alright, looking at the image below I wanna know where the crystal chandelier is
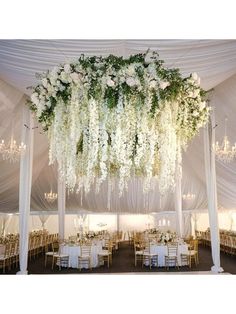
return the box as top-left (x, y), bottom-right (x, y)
top-left (182, 193), bottom-right (196, 200)
top-left (0, 136), bottom-right (26, 163)
top-left (213, 118), bottom-right (236, 163)
top-left (44, 189), bottom-right (57, 203)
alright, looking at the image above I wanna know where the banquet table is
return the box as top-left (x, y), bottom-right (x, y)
top-left (60, 240), bottom-right (104, 269)
top-left (144, 242), bottom-right (189, 267)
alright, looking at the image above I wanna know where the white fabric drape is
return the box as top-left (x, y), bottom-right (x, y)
top-left (17, 106), bottom-right (34, 275)
top-left (203, 111), bottom-right (223, 273)
top-left (175, 160), bottom-right (183, 238)
top-left (0, 214), bottom-right (11, 236)
top-left (58, 171), bottom-right (66, 240)
top-left (38, 214), bottom-right (49, 229)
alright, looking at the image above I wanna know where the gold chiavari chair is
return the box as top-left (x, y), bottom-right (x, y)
top-left (0, 242), bottom-right (11, 273)
top-left (51, 242), bottom-right (69, 270)
top-left (134, 241), bottom-right (144, 267)
top-left (142, 241), bottom-right (158, 269)
top-left (165, 243), bottom-right (179, 270)
top-left (78, 244), bottom-right (92, 271)
top-left (98, 241), bottom-right (113, 268)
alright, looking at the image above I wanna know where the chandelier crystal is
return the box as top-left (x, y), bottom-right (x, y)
top-left (44, 189), bottom-right (57, 203)
top-left (182, 193), bottom-right (196, 200)
top-left (0, 136), bottom-right (26, 163)
top-left (213, 118), bottom-right (236, 163)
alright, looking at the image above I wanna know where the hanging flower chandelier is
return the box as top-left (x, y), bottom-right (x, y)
top-left (29, 51), bottom-right (210, 195)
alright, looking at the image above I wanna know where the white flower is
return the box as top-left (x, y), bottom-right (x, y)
top-left (191, 72), bottom-right (198, 81)
top-left (159, 81), bottom-right (170, 90)
top-left (192, 89), bottom-right (200, 98)
top-left (106, 78), bottom-right (115, 87)
top-left (70, 72), bottom-right (80, 83)
top-left (31, 93), bottom-right (39, 105)
top-left (126, 65), bottom-right (136, 77)
top-left (199, 101), bottom-right (206, 111)
top-left (64, 64), bottom-right (71, 74)
top-left (147, 63), bottom-right (156, 77)
top-left (149, 80), bottom-right (158, 89)
top-left (42, 78), bottom-right (48, 88)
top-left (192, 110), bottom-right (199, 117)
top-left (126, 77), bottom-right (137, 87)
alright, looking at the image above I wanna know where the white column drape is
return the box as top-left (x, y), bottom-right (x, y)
top-left (39, 214), bottom-right (49, 229)
top-left (58, 171), bottom-right (66, 241)
top-left (203, 111), bottom-right (223, 273)
top-left (174, 160), bottom-right (183, 238)
top-left (17, 106), bottom-right (34, 275)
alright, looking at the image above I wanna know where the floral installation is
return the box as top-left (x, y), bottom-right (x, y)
top-left (29, 51), bottom-right (210, 196)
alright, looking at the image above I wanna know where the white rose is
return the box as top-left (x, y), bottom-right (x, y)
top-left (60, 71), bottom-right (68, 83)
top-left (192, 110), bottom-right (199, 117)
top-left (197, 77), bottom-right (201, 85)
top-left (149, 80), bottom-right (157, 88)
top-left (70, 72), bottom-right (80, 83)
top-left (126, 77), bottom-right (136, 87)
top-left (159, 81), bottom-right (170, 90)
top-left (64, 64), bottom-right (71, 74)
top-left (191, 72), bottom-right (198, 81)
top-left (199, 101), bottom-right (206, 111)
top-left (42, 78), bottom-right (48, 88)
top-left (147, 63), bottom-right (156, 76)
top-left (192, 89), bottom-right (200, 98)
top-left (106, 78), bottom-right (115, 87)
top-left (126, 65), bottom-right (136, 76)
top-left (31, 93), bottom-right (39, 105)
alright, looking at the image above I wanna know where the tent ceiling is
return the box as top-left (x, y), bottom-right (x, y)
top-left (1, 40), bottom-right (236, 94)
top-left (0, 39), bottom-right (236, 214)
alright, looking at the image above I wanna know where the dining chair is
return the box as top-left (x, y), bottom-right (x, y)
top-left (165, 243), bottom-right (179, 270)
top-left (78, 244), bottom-right (92, 271)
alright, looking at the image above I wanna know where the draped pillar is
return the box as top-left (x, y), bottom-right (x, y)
top-left (174, 159), bottom-right (183, 238)
top-left (58, 170), bottom-right (66, 241)
top-left (203, 111), bottom-right (223, 273)
top-left (117, 213), bottom-right (120, 232)
top-left (17, 106), bottom-right (34, 275)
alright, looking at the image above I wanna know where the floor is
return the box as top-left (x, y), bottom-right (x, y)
top-left (1, 242), bottom-right (236, 275)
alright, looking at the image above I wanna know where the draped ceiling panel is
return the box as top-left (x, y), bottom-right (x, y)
top-left (0, 39), bottom-right (236, 213)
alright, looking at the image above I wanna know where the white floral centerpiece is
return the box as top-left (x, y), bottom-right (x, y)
top-left (29, 51), bottom-right (210, 196)
top-left (159, 231), bottom-right (176, 243)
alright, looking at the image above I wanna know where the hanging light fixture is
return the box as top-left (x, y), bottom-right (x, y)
top-left (0, 136), bottom-right (26, 163)
top-left (182, 193), bottom-right (196, 200)
top-left (213, 117), bottom-right (236, 163)
top-left (44, 189), bottom-right (57, 203)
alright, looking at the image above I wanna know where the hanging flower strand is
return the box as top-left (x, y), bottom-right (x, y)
top-left (29, 51), bottom-right (210, 195)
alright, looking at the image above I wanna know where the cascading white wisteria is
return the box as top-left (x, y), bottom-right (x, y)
top-left (30, 52), bottom-right (210, 196)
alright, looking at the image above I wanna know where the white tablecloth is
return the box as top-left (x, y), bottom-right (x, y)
top-left (60, 241), bottom-right (104, 269)
top-left (144, 243), bottom-right (189, 267)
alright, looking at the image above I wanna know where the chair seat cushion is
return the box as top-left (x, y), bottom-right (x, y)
top-left (135, 251), bottom-right (144, 255)
top-left (54, 254), bottom-right (69, 258)
top-left (78, 255), bottom-right (90, 259)
top-left (45, 252), bottom-right (54, 256)
top-left (143, 253), bottom-right (158, 257)
top-left (98, 251), bottom-right (111, 256)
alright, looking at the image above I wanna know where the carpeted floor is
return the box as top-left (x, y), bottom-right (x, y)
top-left (1, 241), bottom-right (236, 275)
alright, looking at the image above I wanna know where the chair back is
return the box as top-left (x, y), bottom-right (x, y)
top-left (80, 245), bottom-right (91, 257)
top-left (167, 243), bottom-right (178, 256)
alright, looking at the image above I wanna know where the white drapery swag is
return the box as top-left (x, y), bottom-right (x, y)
top-left (39, 214), bottom-right (49, 229)
top-left (58, 171), bottom-right (66, 240)
top-left (17, 105), bottom-right (34, 275)
top-left (204, 111), bottom-right (223, 273)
